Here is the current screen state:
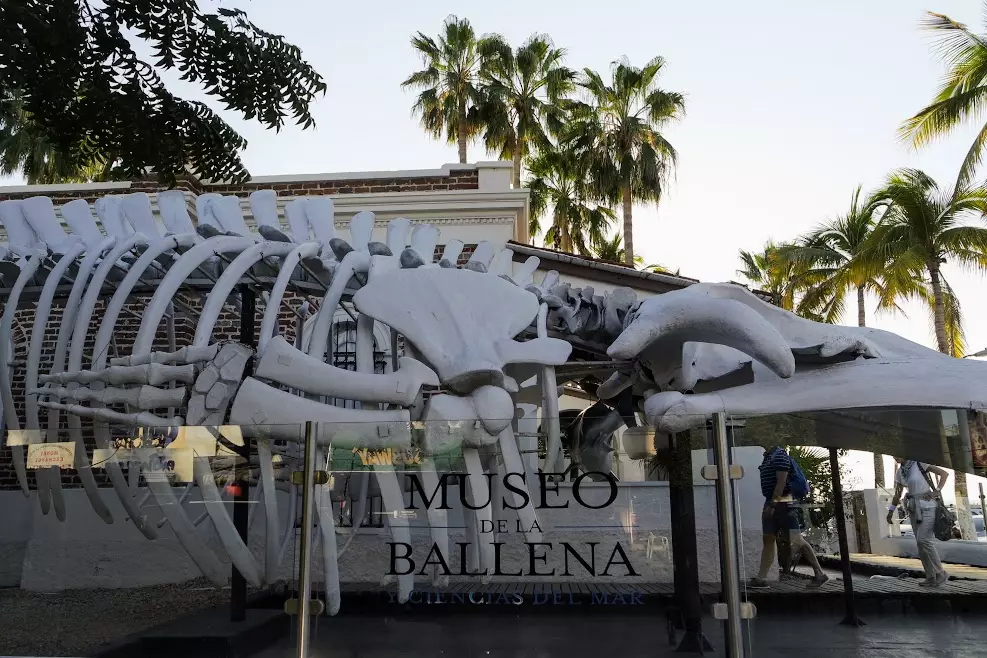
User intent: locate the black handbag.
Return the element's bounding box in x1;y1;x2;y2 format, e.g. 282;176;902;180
918;463;957;541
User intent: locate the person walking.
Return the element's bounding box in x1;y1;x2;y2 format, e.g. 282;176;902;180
887;457;949;586
749;445;829;589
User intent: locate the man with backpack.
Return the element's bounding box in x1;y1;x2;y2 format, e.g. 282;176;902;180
749;445;829;589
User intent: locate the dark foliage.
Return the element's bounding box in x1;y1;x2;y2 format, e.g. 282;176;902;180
0;0;326;184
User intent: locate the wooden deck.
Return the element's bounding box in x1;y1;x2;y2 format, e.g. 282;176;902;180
821;552;987;581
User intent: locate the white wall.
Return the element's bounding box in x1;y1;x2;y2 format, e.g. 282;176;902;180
1;447;770;590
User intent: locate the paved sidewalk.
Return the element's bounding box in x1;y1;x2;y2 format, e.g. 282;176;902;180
259;610;987;657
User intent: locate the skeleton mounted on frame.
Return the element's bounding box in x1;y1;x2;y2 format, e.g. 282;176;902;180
3;189;987;614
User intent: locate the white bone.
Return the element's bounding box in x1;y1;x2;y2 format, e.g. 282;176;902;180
513;256;540;288
120;193;162;238
386;217;411;254
258;242;320;352
0;252;46;496
110;343;220;367
466;241;496;271
315;447;341;615
37;401;182;428
21;196;80;254
256;439;280;585
215;196;252;237
305;197;337;244
284;199;312;243
495;336;571;367
349;210;375;251
195;193;224;232
256;336;437;405
249;190;280;228
538;303;563;473
193;459;264;588
41;363;196;386
228;378;412;449
95;196;135;239
59;200;104;249
41;236;117;521
55;234;152;527
496;427;542;542
157;190;196;235
488;248;514;277
24;242;87;517
34;384;186;409
193;241;296;347
462;448;495;583
0;200;42;250
375;465;414;602
439;240;464;266
409;224;439;264
353;267;558;392
132;237;255;355
306;250;371;360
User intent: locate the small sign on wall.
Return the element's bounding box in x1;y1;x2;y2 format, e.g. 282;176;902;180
27;442;76;469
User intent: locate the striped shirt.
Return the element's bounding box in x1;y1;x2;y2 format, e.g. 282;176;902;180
759;448;792;499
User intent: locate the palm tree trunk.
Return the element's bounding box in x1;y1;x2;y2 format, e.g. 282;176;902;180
559;215;572;253
457;100;468;164
928;264;950;354
873;454;885;489
929;264;975;538
621;184;634;266
512;144;522;189
857;285;886;487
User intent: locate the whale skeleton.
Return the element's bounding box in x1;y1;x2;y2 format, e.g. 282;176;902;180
4;190;987;613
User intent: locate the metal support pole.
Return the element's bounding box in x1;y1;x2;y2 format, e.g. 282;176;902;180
829;447;865;626
296;421;318;658
712;413;744;657
669;432;713;654
231;285;256;622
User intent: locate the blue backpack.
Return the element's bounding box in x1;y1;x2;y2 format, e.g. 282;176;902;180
784;450;811;500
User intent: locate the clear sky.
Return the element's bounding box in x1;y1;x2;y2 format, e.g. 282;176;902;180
4;1;987;495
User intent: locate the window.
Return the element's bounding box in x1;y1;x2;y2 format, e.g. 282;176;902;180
329;319;387;408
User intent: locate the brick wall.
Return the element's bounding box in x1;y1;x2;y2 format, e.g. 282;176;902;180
207;168;478;197
0;176;203;205
0;169;477;205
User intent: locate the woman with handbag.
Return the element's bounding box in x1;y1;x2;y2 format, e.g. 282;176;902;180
887;457;950;587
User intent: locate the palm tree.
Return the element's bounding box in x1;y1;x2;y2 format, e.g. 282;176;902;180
527;149;614;254
567;57;685;266
779;186;920;326
593;233;639;265
592;234;678;273
0;92;109;184
867;168;987;352
736;241;809;312
865;168;987;538
479;34;575;188
402;16;494;163
900;6;987;187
